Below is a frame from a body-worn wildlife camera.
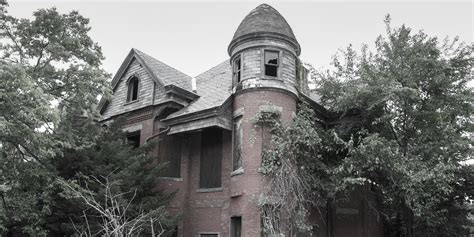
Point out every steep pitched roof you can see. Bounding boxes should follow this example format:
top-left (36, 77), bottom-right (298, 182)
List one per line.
top-left (134, 49), bottom-right (193, 91)
top-left (166, 60), bottom-right (232, 119)
top-left (98, 49), bottom-right (194, 114)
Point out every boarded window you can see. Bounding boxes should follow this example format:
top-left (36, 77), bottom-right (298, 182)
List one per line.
top-left (233, 56), bottom-right (242, 83)
top-left (158, 133), bottom-right (181, 178)
top-left (127, 77), bottom-right (139, 102)
top-left (233, 116), bottom-right (243, 171)
top-left (200, 128), bottom-right (222, 188)
top-left (126, 131), bottom-right (141, 148)
top-left (155, 107), bottom-right (181, 177)
top-left (231, 216), bottom-right (242, 237)
top-left (264, 51), bottom-right (279, 77)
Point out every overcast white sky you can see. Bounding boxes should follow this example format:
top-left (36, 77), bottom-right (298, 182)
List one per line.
top-left (7, 0), bottom-right (473, 77)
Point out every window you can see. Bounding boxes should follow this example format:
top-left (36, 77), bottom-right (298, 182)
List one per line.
top-left (200, 234), bottom-right (218, 237)
top-left (231, 216), bottom-right (242, 237)
top-left (170, 226), bottom-right (178, 237)
top-left (155, 107), bottom-right (181, 178)
top-left (264, 51), bottom-right (279, 77)
top-left (233, 116), bottom-right (242, 171)
top-left (126, 131), bottom-right (141, 148)
top-left (233, 56), bottom-right (242, 83)
top-left (158, 133), bottom-right (181, 178)
top-left (200, 128), bottom-right (222, 189)
top-left (127, 76), bottom-right (139, 102)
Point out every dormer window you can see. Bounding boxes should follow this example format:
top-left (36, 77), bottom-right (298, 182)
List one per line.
top-left (127, 76), bottom-right (139, 102)
top-left (264, 50), bottom-right (279, 77)
top-left (233, 56), bottom-right (242, 83)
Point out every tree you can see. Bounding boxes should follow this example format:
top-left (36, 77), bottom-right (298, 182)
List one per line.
top-left (49, 118), bottom-right (177, 236)
top-left (0, 4), bottom-right (110, 235)
top-left (260, 16), bottom-right (473, 236)
top-left (0, 4), bottom-right (177, 236)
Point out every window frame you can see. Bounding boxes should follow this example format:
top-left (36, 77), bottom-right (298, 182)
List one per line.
top-left (232, 55), bottom-right (242, 84)
top-left (230, 216), bottom-right (242, 237)
top-left (263, 50), bottom-right (280, 78)
top-left (232, 116), bottom-right (243, 172)
top-left (199, 128), bottom-right (223, 189)
top-left (126, 76), bottom-right (140, 103)
top-left (126, 130), bottom-right (141, 149)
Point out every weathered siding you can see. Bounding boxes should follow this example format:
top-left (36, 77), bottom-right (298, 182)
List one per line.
top-left (242, 49), bottom-right (261, 81)
top-left (102, 58), bottom-right (156, 119)
top-left (282, 51), bottom-right (296, 82)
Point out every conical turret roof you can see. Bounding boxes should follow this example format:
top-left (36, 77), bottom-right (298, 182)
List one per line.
top-left (229, 4), bottom-right (300, 55)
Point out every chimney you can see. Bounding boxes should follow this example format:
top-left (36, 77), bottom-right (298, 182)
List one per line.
top-left (191, 77), bottom-right (197, 93)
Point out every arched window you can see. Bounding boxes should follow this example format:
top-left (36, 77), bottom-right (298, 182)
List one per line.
top-left (127, 77), bottom-right (139, 102)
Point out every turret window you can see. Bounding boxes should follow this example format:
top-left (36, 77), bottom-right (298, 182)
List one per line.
top-left (127, 76), bottom-right (139, 102)
top-left (264, 50), bottom-right (279, 77)
top-left (233, 56), bottom-right (242, 83)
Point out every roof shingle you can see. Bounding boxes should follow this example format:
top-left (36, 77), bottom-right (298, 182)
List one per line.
top-left (167, 60), bottom-right (232, 119)
top-left (134, 49), bottom-right (193, 91)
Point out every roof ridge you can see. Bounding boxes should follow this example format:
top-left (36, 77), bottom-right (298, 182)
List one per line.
top-left (133, 48), bottom-right (192, 79)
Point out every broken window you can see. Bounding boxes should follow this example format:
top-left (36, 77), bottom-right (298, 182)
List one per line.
top-left (126, 131), bottom-right (141, 148)
top-left (127, 77), bottom-right (139, 102)
top-left (233, 116), bottom-right (243, 171)
top-left (231, 216), bottom-right (242, 237)
top-left (233, 56), bottom-right (242, 83)
top-left (264, 51), bottom-right (279, 77)
top-left (200, 128), bottom-right (222, 189)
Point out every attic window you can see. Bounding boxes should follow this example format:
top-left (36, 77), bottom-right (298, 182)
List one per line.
top-left (264, 50), bottom-right (279, 77)
top-left (127, 77), bottom-right (139, 102)
top-left (233, 56), bottom-right (242, 83)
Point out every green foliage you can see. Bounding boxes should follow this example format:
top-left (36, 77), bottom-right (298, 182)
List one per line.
top-left (255, 102), bottom-right (344, 234)
top-left (50, 118), bottom-right (176, 236)
top-left (0, 5), bottom-right (174, 236)
top-left (260, 16), bottom-right (473, 236)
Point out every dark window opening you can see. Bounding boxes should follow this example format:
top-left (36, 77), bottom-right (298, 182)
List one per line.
top-left (158, 133), bottom-right (181, 178)
top-left (233, 117), bottom-right (242, 171)
top-left (264, 51), bottom-right (279, 77)
top-left (170, 226), bottom-right (178, 237)
top-left (231, 216), bottom-right (242, 237)
top-left (200, 128), bottom-right (222, 189)
top-left (200, 234), bottom-right (218, 237)
top-left (233, 57), bottom-right (242, 83)
top-left (127, 131), bottom-right (141, 149)
top-left (127, 77), bottom-right (139, 102)
top-left (155, 107), bottom-right (182, 178)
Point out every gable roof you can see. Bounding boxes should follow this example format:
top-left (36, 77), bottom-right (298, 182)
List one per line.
top-left (98, 48), bottom-right (194, 114)
top-left (165, 60), bottom-right (232, 119)
top-left (134, 49), bottom-right (193, 91)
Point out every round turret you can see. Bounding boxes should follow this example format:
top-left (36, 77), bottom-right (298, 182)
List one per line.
top-left (227, 4), bottom-right (301, 236)
top-left (228, 4), bottom-right (300, 56)
top-left (228, 4), bottom-right (301, 97)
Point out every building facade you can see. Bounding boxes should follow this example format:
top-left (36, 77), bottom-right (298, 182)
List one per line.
top-left (99, 4), bottom-right (383, 237)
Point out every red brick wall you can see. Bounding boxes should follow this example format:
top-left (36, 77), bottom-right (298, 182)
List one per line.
top-left (231, 89), bottom-right (297, 236)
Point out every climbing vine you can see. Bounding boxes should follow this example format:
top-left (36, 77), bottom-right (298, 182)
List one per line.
top-left (254, 102), bottom-right (346, 235)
